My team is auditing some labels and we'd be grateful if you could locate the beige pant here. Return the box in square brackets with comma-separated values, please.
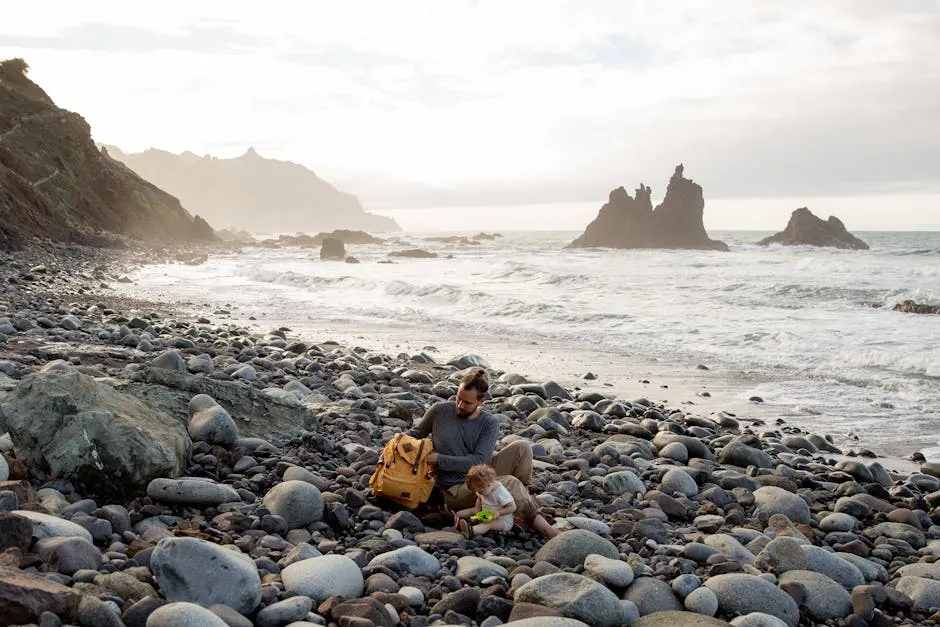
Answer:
[440, 440, 537, 524]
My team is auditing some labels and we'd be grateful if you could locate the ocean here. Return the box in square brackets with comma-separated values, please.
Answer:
[116, 230, 940, 460]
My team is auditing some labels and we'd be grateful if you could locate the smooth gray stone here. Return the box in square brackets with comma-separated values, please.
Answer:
[367, 545, 441, 577]
[535, 529, 619, 568]
[188, 394, 237, 445]
[146, 602, 229, 626]
[803, 546, 864, 589]
[455, 555, 510, 584]
[895, 576, 940, 611]
[261, 480, 324, 529]
[753, 487, 810, 524]
[778, 570, 851, 621]
[624, 577, 683, 615]
[584, 553, 635, 588]
[146, 478, 240, 506]
[705, 574, 799, 627]
[255, 597, 313, 627]
[13, 510, 93, 542]
[603, 470, 646, 496]
[150, 537, 261, 613]
[514, 572, 625, 627]
[34, 536, 103, 575]
[281, 554, 364, 602]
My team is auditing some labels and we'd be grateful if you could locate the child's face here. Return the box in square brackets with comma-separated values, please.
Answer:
[477, 480, 498, 496]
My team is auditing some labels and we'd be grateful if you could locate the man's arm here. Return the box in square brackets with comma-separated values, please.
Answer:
[408, 403, 437, 438]
[435, 418, 498, 473]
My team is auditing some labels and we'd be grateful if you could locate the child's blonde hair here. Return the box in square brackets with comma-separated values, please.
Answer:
[466, 464, 497, 493]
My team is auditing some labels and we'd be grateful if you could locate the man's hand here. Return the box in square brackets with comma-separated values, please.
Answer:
[427, 452, 439, 464]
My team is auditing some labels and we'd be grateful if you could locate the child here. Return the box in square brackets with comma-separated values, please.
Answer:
[455, 464, 516, 538]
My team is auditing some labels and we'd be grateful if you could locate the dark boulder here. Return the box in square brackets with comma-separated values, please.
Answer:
[568, 164, 727, 251]
[388, 249, 438, 258]
[320, 237, 345, 260]
[759, 208, 869, 250]
[893, 300, 940, 315]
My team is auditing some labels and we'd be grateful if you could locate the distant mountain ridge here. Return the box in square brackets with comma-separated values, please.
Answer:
[106, 146, 400, 234]
[0, 58, 214, 250]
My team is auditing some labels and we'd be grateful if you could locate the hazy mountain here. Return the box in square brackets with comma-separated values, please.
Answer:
[0, 58, 213, 250]
[106, 146, 400, 234]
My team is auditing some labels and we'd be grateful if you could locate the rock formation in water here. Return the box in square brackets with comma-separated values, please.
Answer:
[893, 300, 940, 315]
[0, 58, 215, 250]
[106, 145, 400, 234]
[568, 165, 728, 251]
[759, 208, 869, 250]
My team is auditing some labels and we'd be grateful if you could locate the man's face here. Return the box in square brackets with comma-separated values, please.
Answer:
[455, 386, 482, 418]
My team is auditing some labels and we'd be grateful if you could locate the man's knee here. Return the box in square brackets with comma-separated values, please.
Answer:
[506, 439, 532, 456]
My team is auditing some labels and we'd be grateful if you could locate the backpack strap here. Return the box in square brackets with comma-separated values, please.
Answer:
[413, 438, 426, 474]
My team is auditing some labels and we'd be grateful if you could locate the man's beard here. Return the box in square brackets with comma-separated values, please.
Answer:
[456, 407, 473, 419]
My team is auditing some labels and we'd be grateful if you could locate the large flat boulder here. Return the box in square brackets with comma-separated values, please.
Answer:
[121, 367, 317, 442]
[0, 371, 189, 496]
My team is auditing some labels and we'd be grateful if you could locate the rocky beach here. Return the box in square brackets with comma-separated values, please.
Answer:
[0, 241, 938, 627]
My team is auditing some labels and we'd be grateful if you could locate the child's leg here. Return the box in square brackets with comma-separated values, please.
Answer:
[472, 520, 508, 536]
[531, 514, 560, 539]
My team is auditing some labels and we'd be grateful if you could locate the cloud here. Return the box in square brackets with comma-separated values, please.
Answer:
[0, 0, 938, 228]
[0, 22, 261, 53]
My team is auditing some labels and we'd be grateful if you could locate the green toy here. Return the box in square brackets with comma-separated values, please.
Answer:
[471, 510, 495, 524]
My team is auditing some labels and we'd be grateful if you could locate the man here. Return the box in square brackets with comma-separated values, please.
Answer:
[409, 368, 558, 538]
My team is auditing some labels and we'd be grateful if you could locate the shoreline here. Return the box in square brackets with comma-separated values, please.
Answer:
[1, 239, 938, 626]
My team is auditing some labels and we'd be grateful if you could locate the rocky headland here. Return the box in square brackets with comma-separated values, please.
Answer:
[568, 165, 728, 251]
[1, 241, 940, 627]
[105, 146, 400, 235]
[0, 59, 214, 251]
[759, 208, 870, 250]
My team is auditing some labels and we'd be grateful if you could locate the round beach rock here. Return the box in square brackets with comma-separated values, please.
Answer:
[535, 529, 619, 568]
[754, 537, 808, 574]
[150, 537, 261, 613]
[261, 480, 324, 529]
[503, 619, 590, 627]
[146, 602, 229, 627]
[367, 545, 441, 577]
[729, 614, 789, 627]
[584, 553, 635, 587]
[456, 555, 509, 584]
[603, 470, 646, 497]
[624, 577, 683, 615]
[777, 570, 851, 621]
[13, 509, 93, 542]
[514, 572, 625, 627]
[146, 478, 241, 506]
[895, 576, 940, 611]
[753, 486, 810, 524]
[281, 554, 364, 602]
[704, 574, 799, 627]
[187, 394, 237, 446]
[33, 537, 103, 575]
[634, 611, 732, 626]
[661, 468, 698, 497]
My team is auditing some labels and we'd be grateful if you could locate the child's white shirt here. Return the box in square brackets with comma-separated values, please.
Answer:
[479, 483, 515, 531]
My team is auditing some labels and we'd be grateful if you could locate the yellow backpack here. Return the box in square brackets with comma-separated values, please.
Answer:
[369, 434, 436, 509]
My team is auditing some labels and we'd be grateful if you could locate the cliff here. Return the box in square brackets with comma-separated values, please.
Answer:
[0, 59, 215, 250]
[759, 208, 869, 250]
[106, 146, 400, 234]
[568, 165, 728, 251]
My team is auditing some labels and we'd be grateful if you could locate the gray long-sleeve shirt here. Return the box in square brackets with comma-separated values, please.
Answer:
[409, 401, 499, 487]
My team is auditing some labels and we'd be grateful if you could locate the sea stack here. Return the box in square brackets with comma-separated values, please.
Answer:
[759, 208, 869, 250]
[568, 164, 728, 251]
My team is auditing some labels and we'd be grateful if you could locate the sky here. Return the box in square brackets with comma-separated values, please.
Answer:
[2, 1, 939, 230]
